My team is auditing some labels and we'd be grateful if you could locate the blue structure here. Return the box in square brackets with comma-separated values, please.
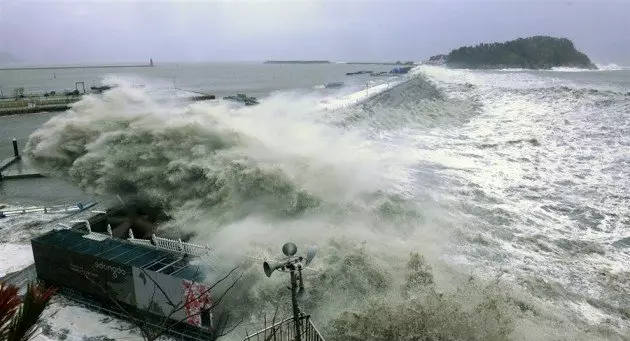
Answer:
[390, 66, 413, 74]
[31, 212, 221, 341]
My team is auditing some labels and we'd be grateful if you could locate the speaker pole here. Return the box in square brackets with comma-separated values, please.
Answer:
[290, 265, 302, 341]
[263, 242, 318, 341]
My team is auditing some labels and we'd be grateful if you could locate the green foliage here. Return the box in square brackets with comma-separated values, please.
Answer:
[445, 36, 595, 70]
[13, 87, 25, 99]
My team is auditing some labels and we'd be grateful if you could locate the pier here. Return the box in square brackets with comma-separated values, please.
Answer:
[0, 139, 43, 181]
[0, 59, 154, 71]
[0, 81, 88, 116]
[1, 83, 217, 117]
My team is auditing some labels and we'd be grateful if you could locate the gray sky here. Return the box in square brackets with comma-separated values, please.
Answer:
[0, 0, 628, 65]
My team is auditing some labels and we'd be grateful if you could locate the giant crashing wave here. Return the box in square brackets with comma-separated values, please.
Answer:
[23, 76, 621, 341]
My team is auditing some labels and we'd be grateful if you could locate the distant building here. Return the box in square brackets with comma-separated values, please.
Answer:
[150, 58, 154, 67]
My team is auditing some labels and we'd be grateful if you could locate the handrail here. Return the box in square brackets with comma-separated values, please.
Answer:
[243, 315, 325, 341]
[0, 201, 96, 217]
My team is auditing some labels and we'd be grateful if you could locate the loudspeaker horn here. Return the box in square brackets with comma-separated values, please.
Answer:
[304, 245, 318, 267]
[263, 261, 285, 277]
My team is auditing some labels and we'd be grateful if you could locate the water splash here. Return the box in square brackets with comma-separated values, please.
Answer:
[23, 74, 629, 340]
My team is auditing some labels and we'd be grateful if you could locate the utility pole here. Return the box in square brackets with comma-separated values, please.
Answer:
[289, 264, 302, 341]
[263, 242, 318, 341]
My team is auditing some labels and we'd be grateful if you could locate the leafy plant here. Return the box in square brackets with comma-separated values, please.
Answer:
[0, 283, 22, 340]
[0, 282, 57, 341]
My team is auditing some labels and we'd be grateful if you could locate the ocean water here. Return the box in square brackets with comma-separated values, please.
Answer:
[2, 64, 630, 340]
[0, 62, 395, 99]
[0, 62, 395, 205]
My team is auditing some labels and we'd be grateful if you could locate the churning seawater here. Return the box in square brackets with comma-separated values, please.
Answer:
[3, 64, 630, 340]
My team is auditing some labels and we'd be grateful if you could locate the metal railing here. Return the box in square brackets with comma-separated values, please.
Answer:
[243, 315, 325, 341]
[0, 201, 96, 217]
[151, 234, 218, 258]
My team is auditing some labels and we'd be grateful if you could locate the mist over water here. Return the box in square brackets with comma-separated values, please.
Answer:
[24, 70, 630, 340]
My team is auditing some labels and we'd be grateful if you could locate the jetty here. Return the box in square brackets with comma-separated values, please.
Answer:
[1, 83, 217, 117]
[0, 58, 155, 71]
[0, 139, 43, 181]
[0, 81, 92, 116]
[0, 99, 77, 116]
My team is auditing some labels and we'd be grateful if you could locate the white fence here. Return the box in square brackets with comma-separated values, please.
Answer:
[150, 234, 212, 257]
[126, 232, 219, 269]
[129, 238, 152, 246]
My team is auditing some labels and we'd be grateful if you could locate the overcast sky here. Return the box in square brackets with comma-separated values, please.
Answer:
[0, 0, 628, 65]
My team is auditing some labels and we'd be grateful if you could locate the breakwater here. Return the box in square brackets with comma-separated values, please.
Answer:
[0, 64, 153, 71]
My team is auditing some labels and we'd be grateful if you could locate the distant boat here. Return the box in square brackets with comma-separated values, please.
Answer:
[390, 66, 412, 74]
[346, 70, 372, 76]
[324, 82, 344, 89]
[223, 93, 259, 106]
[90, 85, 113, 94]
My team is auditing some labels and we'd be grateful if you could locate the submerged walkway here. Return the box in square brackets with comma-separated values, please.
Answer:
[0, 139, 43, 181]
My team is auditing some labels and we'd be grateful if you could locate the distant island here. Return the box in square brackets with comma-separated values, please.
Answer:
[427, 36, 596, 70]
[0, 52, 20, 65]
[264, 60, 330, 64]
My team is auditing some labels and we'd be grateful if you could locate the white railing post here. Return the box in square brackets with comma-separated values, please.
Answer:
[70, 220, 91, 233]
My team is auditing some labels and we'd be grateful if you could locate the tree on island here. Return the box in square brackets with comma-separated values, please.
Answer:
[442, 36, 596, 70]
